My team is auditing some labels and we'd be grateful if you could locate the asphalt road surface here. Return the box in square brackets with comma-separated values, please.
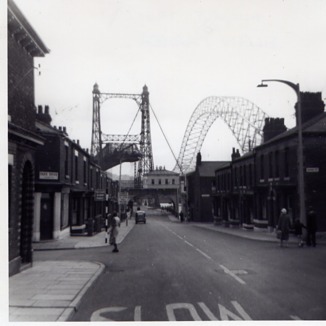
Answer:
[35, 208, 326, 321]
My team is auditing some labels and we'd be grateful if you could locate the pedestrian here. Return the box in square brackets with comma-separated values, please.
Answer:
[306, 206, 317, 247]
[293, 218, 306, 247]
[179, 211, 184, 222]
[277, 208, 291, 247]
[108, 211, 120, 253]
[126, 208, 131, 220]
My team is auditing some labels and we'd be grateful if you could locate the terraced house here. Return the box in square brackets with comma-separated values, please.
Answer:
[212, 92, 326, 233]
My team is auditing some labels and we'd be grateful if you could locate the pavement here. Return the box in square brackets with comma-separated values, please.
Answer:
[9, 210, 326, 322]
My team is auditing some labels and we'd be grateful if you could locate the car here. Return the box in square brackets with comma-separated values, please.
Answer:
[135, 210, 146, 224]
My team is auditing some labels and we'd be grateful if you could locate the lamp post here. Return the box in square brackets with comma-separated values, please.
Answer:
[257, 79, 306, 225]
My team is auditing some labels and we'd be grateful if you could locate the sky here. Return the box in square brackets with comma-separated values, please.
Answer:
[8, 0, 326, 176]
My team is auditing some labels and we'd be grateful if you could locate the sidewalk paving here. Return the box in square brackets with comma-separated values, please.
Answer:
[9, 212, 325, 322]
[9, 220, 135, 322]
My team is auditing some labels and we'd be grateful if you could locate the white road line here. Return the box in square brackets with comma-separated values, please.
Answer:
[219, 264, 246, 285]
[165, 225, 246, 286]
[184, 240, 194, 247]
[196, 248, 212, 260]
[198, 302, 219, 320]
[290, 315, 301, 320]
[231, 301, 252, 320]
[134, 306, 141, 321]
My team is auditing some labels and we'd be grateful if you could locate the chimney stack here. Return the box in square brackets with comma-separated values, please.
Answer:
[263, 117, 287, 143]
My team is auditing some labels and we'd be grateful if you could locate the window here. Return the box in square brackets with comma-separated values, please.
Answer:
[64, 145, 69, 177]
[96, 169, 100, 188]
[74, 155, 79, 182]
[172, 179, 175, 185]
[284, 148, 289, 177]
[8, 164, 12, 227]
[151, 179, 155, 185]
[89, 166, 93, 188]
[238, 166, 242, 186]
[269, 152, 273, 178]
[244, 165, 247, 186]
[275, 151, 279, 177]
[159, 179, 161, 185]
[260, 155, 264, 180]
[165, 179, 169, 185]
[83, 158, 87, 184]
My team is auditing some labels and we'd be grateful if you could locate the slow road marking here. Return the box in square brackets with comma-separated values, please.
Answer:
[90, 301, 252, 321]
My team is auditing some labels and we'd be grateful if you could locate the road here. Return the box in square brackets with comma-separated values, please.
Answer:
[35, 208, 326, 321]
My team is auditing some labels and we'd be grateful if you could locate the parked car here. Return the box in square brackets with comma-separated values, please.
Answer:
[135, 210, 146, 224]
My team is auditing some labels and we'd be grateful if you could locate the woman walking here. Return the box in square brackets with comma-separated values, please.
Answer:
[109, 212, 120, 253]
[277, 208, 291, 247]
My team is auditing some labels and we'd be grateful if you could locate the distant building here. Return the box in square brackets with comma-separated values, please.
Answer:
[8, 0, 49, 275]
[186, 153, 228, 222]
[143, 166, 179, 208]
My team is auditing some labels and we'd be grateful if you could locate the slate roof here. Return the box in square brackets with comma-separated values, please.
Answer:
[188, 161, 229, 177]
[256, 112, 326, 149]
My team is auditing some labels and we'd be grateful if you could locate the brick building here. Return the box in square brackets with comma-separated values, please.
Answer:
[8, 0, 49, 275]
[34, 107, 113, 239]
[212, 92, 326, 232]
[142, 166, 180, 208]
[186, 152, 228, 222]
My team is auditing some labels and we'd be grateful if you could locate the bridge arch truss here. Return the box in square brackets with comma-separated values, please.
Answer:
[174, 96, 268, 174]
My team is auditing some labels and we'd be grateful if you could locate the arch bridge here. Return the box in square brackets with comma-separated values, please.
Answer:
[173, 96, 268, 174]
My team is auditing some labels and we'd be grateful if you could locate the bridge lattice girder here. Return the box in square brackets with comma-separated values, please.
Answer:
[174, 96, 268, 174]
[91, 84, 154, 181]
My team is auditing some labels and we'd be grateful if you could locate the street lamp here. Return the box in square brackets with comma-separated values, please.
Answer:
[257, 79, 306, 225]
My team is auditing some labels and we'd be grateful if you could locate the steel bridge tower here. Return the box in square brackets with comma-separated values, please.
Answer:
[90, 83, 154, 186]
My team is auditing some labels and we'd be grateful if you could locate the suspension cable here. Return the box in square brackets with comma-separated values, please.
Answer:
[118, 107, 141, 151]
[149, 103, 183, 174]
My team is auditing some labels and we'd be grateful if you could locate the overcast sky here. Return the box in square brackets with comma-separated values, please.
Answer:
[11, 0, 326, 175]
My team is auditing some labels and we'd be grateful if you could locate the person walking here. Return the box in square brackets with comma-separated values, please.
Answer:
[109, 212, 120, 253]
[293, 218, 306, 247]
[179, 211, 184, 222]
[306, 206, 317, 247]
[277, 208, 291, 247]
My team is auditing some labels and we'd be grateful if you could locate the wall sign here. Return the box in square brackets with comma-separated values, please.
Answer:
[306, 167, 319, 173]
[39, 171, 59, 180]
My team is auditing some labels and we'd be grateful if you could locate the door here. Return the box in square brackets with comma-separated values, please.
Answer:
[40, 194, 53, 240]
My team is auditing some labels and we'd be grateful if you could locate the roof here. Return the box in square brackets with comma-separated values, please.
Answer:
[188, 161, 229, 177]
[144, 168, 179, 177]
[8, 0, 50, 57]
[256, 112, 326, 149]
